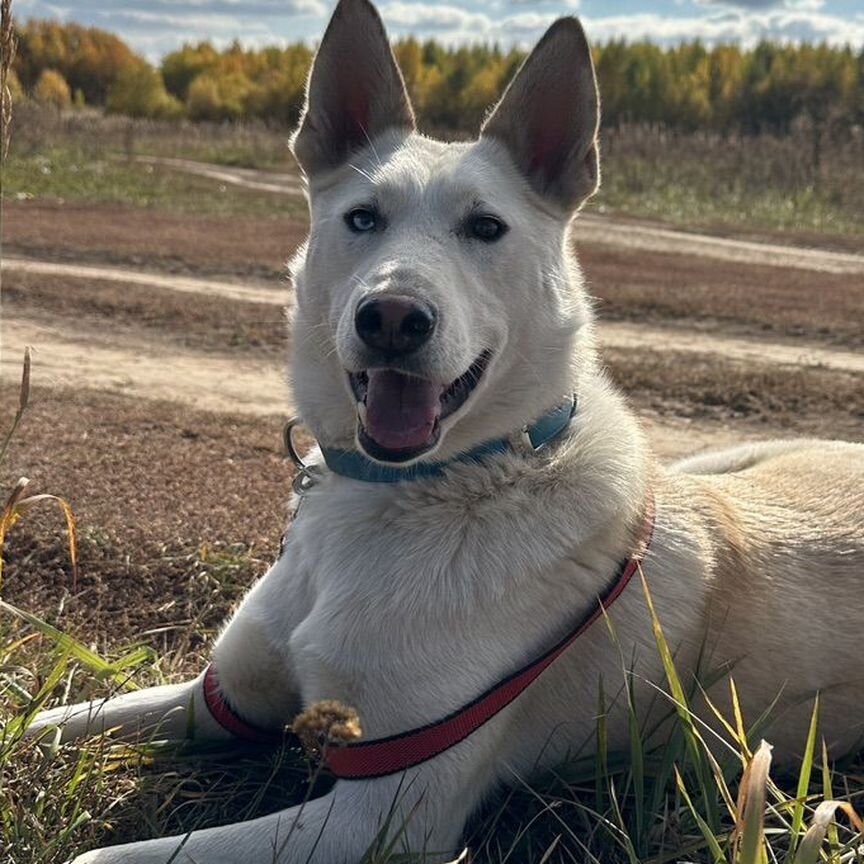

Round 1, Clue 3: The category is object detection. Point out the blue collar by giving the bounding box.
[318,396,577,484]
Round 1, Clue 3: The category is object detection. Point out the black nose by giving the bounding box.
[355,296,437,355]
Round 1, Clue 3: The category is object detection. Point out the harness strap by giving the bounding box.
[202,664,283,745]
[201,493,656,778]
[326,492,655,779]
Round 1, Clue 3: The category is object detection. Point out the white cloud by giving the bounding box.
[380,2,491,31]
[581,9,864,46]
[17,0,864,57]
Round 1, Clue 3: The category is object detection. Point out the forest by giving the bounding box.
[9,19,864,135]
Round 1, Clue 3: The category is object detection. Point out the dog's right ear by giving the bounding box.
[480,18,600,213]
[291,0,415,178]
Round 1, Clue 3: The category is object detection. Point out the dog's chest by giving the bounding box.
[278,472,629,735]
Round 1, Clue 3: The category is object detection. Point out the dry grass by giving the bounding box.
[6,104,864,237]
[10,102,296,171]
[1,0,16,162]
[595,123,864,236]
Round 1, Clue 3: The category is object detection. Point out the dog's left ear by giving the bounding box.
[481,18,600,213]
[291,0,415,177]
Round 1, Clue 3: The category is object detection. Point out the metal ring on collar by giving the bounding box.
[283,417,309,470]
[284,417,322,496]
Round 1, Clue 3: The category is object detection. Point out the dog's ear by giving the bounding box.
[480,18,600,213]
[291,0,415,177]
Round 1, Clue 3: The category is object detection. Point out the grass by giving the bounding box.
[2,561,863,863]
[594,125,864,237]
[3,143,306,219]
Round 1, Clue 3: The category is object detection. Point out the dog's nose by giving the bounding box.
[355,296,437,355]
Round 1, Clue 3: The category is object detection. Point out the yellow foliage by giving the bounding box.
[106,61,181,119]
[11,21,864,133]
[33,68,70,109]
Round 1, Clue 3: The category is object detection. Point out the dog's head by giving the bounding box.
[289,0,600,465]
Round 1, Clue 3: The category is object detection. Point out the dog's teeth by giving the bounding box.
[357,401,368,426]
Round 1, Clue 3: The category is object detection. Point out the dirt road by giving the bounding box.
[144,156,864,276]
[6,254,862,460]
[5,255,862,374]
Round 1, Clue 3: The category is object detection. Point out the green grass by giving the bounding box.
[3,145,307,219]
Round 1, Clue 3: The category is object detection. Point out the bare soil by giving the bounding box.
[6,200,862,347]
[2,200,306,279]
[0,385,292,645]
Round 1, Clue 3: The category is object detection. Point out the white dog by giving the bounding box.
[28,1,864,861]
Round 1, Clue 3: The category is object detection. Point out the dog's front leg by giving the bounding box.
[26,550,312,746]
[71,760,485,864]
[25,675,229,745]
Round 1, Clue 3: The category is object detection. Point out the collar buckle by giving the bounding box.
[284,417,322,497]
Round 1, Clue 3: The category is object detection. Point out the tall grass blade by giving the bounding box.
[787,695,820,860]
[0,598,139,688]
[735,740,772,864]
[595,673,608,818]
[674,765,726,864]
[819,739,841,856]
[638,566,719,829]
[0,348,31,466]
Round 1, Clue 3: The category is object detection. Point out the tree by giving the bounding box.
[106,60,181,119]
[187,71,252,121]
[33,68,70,109]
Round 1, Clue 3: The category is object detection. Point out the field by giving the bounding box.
[1,107,863,863]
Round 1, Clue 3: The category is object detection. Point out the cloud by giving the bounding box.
[16,0,864,58]
[506,0,580,6]
[581,8,864,45]
[89,0,327,17]
[379,3,491,31]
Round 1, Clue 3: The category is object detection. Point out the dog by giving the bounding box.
[27,1,864,861]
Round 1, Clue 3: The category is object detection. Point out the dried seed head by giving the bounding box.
[291,700,362,759]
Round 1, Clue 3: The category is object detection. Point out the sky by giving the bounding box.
[15,0,864,61]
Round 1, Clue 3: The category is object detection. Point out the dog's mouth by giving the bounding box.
[348,351,492,463]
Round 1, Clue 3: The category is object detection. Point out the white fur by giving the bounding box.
[27,3,864,862]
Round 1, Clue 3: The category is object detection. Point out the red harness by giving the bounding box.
[203,496,655,779]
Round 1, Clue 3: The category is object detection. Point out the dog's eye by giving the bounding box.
[469,215,507,243]
[345,208,378,233]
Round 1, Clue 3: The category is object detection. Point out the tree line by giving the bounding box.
[10,19,864,134]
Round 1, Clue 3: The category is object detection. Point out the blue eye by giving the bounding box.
[345,208,378,233]
[470,214,507,242]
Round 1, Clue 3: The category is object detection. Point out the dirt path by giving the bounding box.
[599,321,864,374]
[140,156,864,275]
[2,256,285,306]
[8,314,777,461]
[5,256,862,375]
[574,215,864,276]
[135,155,305,196]
[3,315,291,416]
[5,253,861,461]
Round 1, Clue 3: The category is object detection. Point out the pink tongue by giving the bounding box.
[364,370,442,451]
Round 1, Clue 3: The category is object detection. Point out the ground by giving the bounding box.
[1,151,863,863]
